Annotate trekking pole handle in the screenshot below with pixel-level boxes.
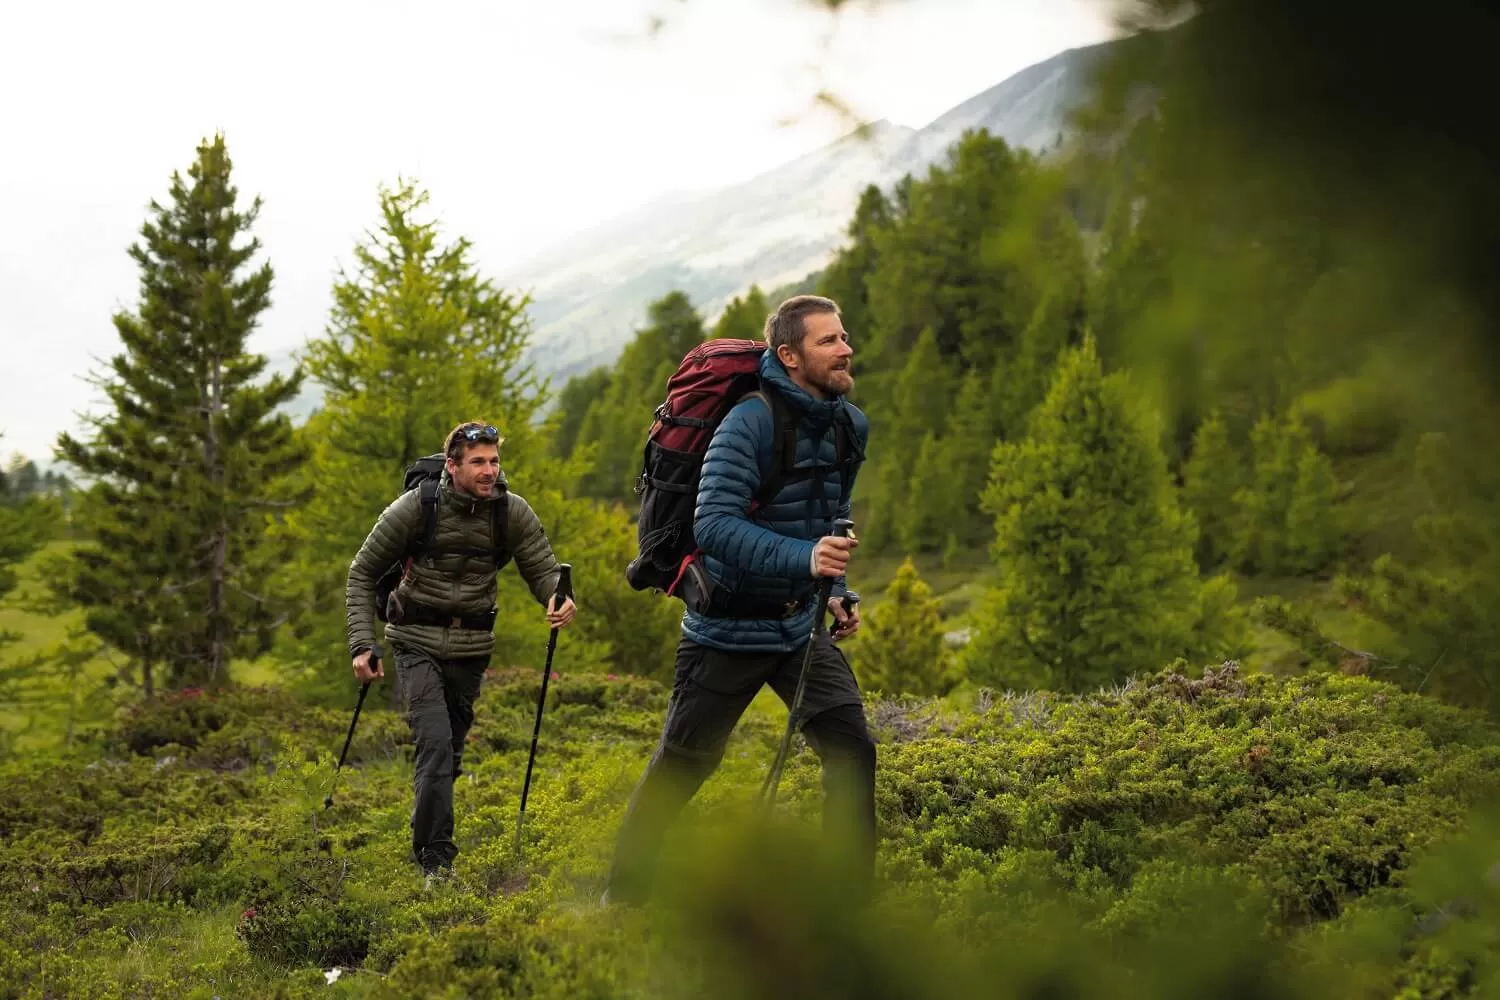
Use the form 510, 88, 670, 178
815, 519, 855, 633
832, 592, 860, 638
553, 563, 573, 607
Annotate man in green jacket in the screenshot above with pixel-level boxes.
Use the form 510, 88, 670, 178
346, 420, 577, 885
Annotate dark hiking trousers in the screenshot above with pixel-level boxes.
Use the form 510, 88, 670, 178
394, 644, 489, 870
606, 632, 878, 904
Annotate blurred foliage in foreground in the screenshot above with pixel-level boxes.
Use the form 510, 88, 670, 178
1, 662, 1497, 997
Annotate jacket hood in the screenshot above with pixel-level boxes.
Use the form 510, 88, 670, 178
758, 349, 847, 431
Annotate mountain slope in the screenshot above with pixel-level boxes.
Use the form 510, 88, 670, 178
502, 36, 1120, 382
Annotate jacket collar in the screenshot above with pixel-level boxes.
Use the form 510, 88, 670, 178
439, 466, 508, 508
758, 348, 846, 430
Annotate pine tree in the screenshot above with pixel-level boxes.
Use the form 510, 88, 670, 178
1181, 410, 1243, 570
961, 338, 1213, 693
863, 130, 1076, 378
54, 134, 305, 694
895, 431, 949, 555
865, 327, 955, 551
548, 366, 613, 464
710, 285, 770, 341
1232, 413, 1340, 575
1284, 442, 1341, 573
853, 557, 954, 697
570, 291, 706, 499
817, 184, 891, 362
940, 369, 1001, 546
0, 441, 51, 602
2, 457, 41, 499
272, 179, 549, 687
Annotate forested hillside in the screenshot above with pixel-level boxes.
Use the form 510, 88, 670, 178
3, 2, 1498, 996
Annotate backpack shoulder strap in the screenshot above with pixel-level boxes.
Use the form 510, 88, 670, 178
744, 389, 796, 508
414, 477, 440, 558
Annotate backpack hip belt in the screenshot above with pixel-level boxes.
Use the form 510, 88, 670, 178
391, 601, 498, 632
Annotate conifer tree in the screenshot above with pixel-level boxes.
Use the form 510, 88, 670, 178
940, 368, 1002, 547
864, 327, 954, 551
1284, 441, 1341, 573
54, 134, 305, 693
570, 291, 706, 499
853, 557, 954, 697
0, 437, 50, 601
1181, 410, 1243, 570
709, 285, 770, 341
896, 431, 949, 555
961, 337, 1214, 692
1232, 413, 1341, 575
817, 183, 891, 376
547, 366, 612, 463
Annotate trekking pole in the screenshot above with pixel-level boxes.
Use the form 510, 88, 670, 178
514, 563, 573, 855
761, 518, 854, 809
325, 645, 380, 809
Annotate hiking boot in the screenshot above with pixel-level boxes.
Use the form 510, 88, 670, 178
418, 850, 452, 891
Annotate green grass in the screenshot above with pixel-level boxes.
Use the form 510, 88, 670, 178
0, 540, 86, 648
0, 540, 120, 750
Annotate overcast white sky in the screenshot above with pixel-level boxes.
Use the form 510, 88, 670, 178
0, 0, 1115, 465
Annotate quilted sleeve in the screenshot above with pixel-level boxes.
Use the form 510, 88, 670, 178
506, 493, 565, 606
346, 489, 419, 657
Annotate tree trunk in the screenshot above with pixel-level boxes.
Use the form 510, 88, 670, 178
205, 351, 228, 687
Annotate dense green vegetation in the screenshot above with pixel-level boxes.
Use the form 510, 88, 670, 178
3, 664, 1498, 997
4, 0, 1499, 993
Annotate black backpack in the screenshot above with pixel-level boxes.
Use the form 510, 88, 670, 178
373, 454, 510, 623
623, 338, 860, 599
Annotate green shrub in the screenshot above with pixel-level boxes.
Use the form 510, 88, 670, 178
235, 854, 390, 969
2, 662, 1497, 997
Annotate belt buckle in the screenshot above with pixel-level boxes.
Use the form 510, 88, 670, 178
450, 616, 462, 629
782, 601, 799, 619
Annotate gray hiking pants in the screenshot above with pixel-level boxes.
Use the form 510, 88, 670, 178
394, 644, 489, 869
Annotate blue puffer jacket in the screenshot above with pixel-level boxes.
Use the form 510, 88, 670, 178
683, 348, 870, 652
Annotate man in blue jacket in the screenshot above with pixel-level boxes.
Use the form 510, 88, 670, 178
605, 294, 875, 906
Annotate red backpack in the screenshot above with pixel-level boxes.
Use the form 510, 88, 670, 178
624, 338, 854, 599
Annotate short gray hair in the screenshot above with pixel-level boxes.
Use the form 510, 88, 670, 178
764, 295, 840, 353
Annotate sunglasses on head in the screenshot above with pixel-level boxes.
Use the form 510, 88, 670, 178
457, 424, 500, 443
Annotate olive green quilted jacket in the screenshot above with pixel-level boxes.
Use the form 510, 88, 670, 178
345, 468, 563, 660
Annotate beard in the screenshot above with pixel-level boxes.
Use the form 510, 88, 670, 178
813, 363, 853, 397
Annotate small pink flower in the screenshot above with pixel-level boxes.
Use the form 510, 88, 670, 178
243, 907, 257, 920
551, 671, 560, 681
